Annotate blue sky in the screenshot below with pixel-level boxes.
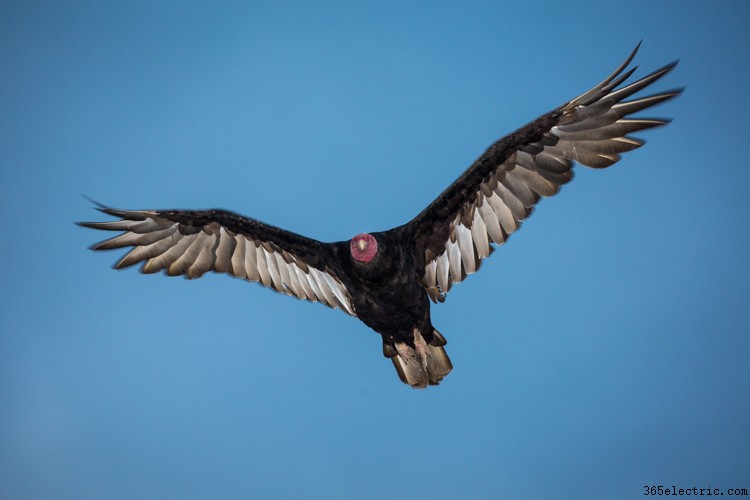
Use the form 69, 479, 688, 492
2, 1, 749, 498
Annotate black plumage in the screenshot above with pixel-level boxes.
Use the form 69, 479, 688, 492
79, 45, 681, 388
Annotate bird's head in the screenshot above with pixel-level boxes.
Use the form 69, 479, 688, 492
350, 233, 378, 263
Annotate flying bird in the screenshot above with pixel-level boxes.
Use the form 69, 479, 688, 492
79, 45, 681, 388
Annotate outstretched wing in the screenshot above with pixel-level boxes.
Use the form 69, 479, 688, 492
403, 44, 682, 302
78, 204, 356, 316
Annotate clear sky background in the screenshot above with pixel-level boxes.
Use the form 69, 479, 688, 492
2, 1, 749, 499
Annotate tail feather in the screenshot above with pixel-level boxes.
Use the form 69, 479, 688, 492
391, 329, 453, 388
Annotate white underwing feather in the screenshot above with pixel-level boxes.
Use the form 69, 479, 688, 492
244, 238, 260, 282
255, 246, 273, 287
148, 232, 198, 273
478, 198, 505, 244
214, 227, 234, 273
94, 224, 178, 250
486, 192, 516, 234
310, 269, 334, 305
293, 265, 316, 300
168, 232, 207, 276
264, 248, 284, 291
471, 208, 490, 259
231, 236, 247, 278
494, 183, 526, 222
447, 238, 462, 282
118, 238, 173, 270
456, 224, 475, 275
187, 245, 214, 279
436, 252, 450, 293
274, 252, 293, 295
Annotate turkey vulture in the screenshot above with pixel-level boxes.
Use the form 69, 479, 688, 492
79, 44, 681, 388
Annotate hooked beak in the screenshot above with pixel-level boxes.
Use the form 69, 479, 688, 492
357, 238, 367, 251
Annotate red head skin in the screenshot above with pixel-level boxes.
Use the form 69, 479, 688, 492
350, 233, 378, 263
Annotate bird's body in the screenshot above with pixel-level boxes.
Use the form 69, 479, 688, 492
79, 45, 681, 388
339, 233, 425, 339
335, 231, 452, 385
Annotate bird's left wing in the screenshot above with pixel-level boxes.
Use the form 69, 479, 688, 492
401, 45, 682, 302
78, 204, 356, 316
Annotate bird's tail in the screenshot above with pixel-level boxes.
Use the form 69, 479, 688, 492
388, 328, 453, 388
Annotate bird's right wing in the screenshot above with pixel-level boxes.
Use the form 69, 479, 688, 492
78, 203, 356, 316
401, 44, 682, 302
